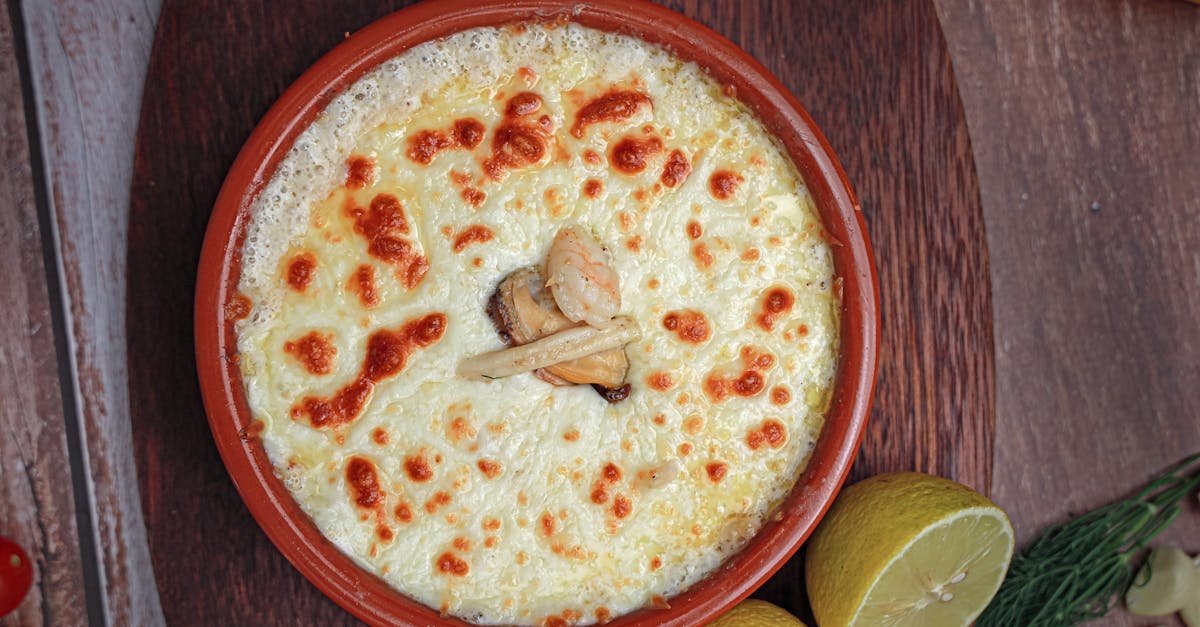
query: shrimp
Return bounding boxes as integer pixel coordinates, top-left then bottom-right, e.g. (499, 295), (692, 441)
(545, 225), (621, 327)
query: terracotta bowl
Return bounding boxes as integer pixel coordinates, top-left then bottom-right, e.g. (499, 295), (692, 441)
(195, 0), (879, 624)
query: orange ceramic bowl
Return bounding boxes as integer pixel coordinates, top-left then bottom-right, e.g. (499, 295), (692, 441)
(195, 1), (879, 624)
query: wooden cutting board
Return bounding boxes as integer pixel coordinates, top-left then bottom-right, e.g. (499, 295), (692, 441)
(126, 1), (993, 623)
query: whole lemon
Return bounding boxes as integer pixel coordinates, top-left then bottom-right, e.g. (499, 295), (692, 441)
(708, 599), (806, 626)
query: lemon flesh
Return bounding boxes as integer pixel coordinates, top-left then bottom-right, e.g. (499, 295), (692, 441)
(708, 599), (806, 627)
(806, 473), (1014, 627)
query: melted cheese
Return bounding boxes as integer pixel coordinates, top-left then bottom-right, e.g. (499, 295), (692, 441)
(236, 22), (838, 626)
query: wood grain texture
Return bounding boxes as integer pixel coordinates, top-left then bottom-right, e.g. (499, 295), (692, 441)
(127, 0), (991, 623)
(935, 0), (1200, 624)
(17, 0), (165, 624)
(0, 3), (86, 625)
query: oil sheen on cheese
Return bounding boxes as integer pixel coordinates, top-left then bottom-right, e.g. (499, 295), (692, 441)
(235, 21), (839, 626)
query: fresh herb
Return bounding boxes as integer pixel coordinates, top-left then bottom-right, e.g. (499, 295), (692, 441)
(976, 452), (1200, 627)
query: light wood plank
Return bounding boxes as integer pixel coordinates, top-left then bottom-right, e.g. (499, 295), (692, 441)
(17, 0), (164, 624)
(935, 0), (1200, 624)
(0, 2), (87, 624)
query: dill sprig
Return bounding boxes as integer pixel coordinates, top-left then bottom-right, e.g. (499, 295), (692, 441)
(976, 452), (1200, 627)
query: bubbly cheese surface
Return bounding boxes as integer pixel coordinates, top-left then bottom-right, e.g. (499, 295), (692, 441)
(235, 22), (839, 626)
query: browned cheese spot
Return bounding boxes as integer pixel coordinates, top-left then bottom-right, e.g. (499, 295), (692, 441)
(346, 194), (428, 289)
(286, 252), (317, 292)
(609, 135), (662, 174)
(612, 494), (632, 519)
(704, 346), (775, 402)
(647, 371), (674, 391)
(662, 310), (711, 344)
(348, 264), (381, 308)
(661, 149), (691, 187)
(435, 552), (469, 577)
(477, 459), (503, 479)
(404, 455), (434, 482)
(452, 224), (494, 253)
(771, 386), (791, 405)
(289, 314), (446, 429)
(691, 242), (715, 269)
(225, 292), (252, 321)
(709, 169), (744, 199)
(284, 331), (336, 375)
(570, 89), (652, 138)
(453, 118), (485, 148)
(484, 93), (551, 180)
(424, 491), (452, 514)
(746, 419), (788, 451)
(449, 416), (476, 442)
(394, 501), (413, 523)
(506, 91), (543, 117)
(346, 457), (384, 510)
(408, 118), (485, 165)
(345, 155), (376, 189)
(756, 286), (795, 331)
(407, 130), (452, 165)
(583, 178), (602, 198)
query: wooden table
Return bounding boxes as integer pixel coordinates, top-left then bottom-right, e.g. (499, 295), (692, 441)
(1, 0), (1196, 625)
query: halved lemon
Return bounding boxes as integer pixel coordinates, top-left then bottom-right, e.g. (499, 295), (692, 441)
(805, 473), (1014, 627)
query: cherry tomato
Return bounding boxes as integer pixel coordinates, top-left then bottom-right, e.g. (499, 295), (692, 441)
(0, 536), (33, 617)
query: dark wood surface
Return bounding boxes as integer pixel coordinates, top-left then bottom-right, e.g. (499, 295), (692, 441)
(935, 3), (1200, 624)
(124, 0), (992, 624)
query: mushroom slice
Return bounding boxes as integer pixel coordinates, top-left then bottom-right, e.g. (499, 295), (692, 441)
(459, 317), (640, 381)
(488, 267), (630, 387)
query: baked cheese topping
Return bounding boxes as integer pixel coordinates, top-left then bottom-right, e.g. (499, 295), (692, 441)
(235, 21), (839, 626)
